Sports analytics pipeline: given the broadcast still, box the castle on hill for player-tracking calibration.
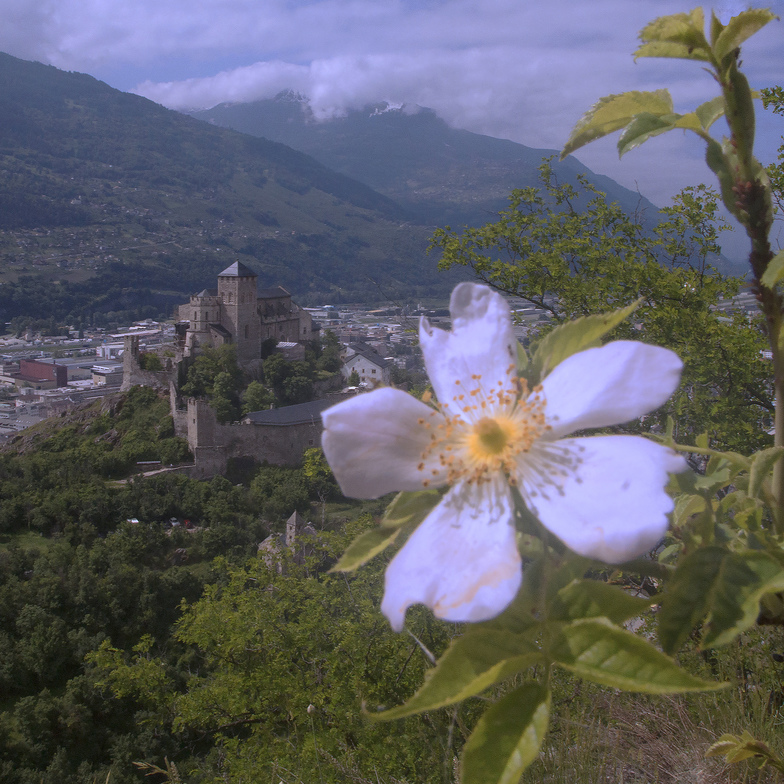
[177,261,314,365]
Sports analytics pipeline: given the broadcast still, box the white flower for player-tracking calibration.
[322,283,686,631]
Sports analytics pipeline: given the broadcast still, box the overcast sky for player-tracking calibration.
[2,0,782,237]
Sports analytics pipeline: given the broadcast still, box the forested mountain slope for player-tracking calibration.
[0,53,454,324]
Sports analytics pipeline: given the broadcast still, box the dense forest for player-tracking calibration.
[0,384,424,783]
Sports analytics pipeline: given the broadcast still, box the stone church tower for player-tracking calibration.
[216,261,262,364]
[177,261,314,367]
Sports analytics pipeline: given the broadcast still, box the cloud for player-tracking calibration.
[0,0,781,212]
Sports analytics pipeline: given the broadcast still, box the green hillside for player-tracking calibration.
[0,53,457,324]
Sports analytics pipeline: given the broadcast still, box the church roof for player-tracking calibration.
[258,286,290,299]
[208,323,232,339]
[218,261,257,278]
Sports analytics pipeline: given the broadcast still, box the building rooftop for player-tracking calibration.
[218,261,257,278]
[244,398,338,426]
[257,286,290,299]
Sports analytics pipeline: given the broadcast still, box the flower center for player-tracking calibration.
[471,416,512,457]
[415,375,549,488]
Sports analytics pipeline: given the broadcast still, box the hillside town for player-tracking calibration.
[0,263,762,467]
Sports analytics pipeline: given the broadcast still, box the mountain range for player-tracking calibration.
[191,91,661,230]
[0,52,706,325]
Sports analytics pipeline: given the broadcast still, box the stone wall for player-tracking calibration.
[121,335,175,393]
[186,397,324,479]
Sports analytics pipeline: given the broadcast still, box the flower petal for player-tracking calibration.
[381,479,522,630]
[520,436,685,563]
[541,341,683,438]
[420,283,517,420]
[322,388,447,498]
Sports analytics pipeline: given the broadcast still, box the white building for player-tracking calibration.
[341,343,392,388]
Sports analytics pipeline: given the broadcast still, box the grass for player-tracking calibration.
[518,624,784,784]
[0,529,55,554]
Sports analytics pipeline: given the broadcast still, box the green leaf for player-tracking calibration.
[381,489,442,528]
[634,41,712,62]
[748,447,784,499]
[461,682,550,784]
[727,67,756,156]
[657,547,725,653]
[373,630,541,720]
[713,9,778,65]
[694,96,726,131]
[549,579,652,625]
[635,9,711,61]
[760,249,784,289]
[702,551,784,648]
[705,138,738,219]
[530,299,640,381]
[672,492,706,528]
[659,547,784,652]
[709,10,725,46]
[516,340,529,376]
[329,526,400,573]
[618,112,679,157]
[551,618,722,693]
[561,90,673,158]
[706,731,784,771]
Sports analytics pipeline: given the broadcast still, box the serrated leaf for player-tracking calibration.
[706,735,741,758]
[674,113,705,133]
[748,447,784,499]
[634,41,712,62]
[618,112,679,157]
[550,579,652,624]
[702,551,784,648]
[530,300,640,382]
[709,10,725,46]
[561,91,672,158]
[713,9,778,64]
[658,547,726,653]
[659,547,784,652]
[373,630,541,720]
[552,618,722,693]
[673,492,706,528]
[694,463,732,491]
[330,526,400,573]
[637,9,711,58]
[381,489,441,528]
[694,96,726,131]
[707,731,780,767]
[760,249,784,289]
[461,682,550,784]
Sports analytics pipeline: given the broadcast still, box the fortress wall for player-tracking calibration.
[186,397,323,477]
